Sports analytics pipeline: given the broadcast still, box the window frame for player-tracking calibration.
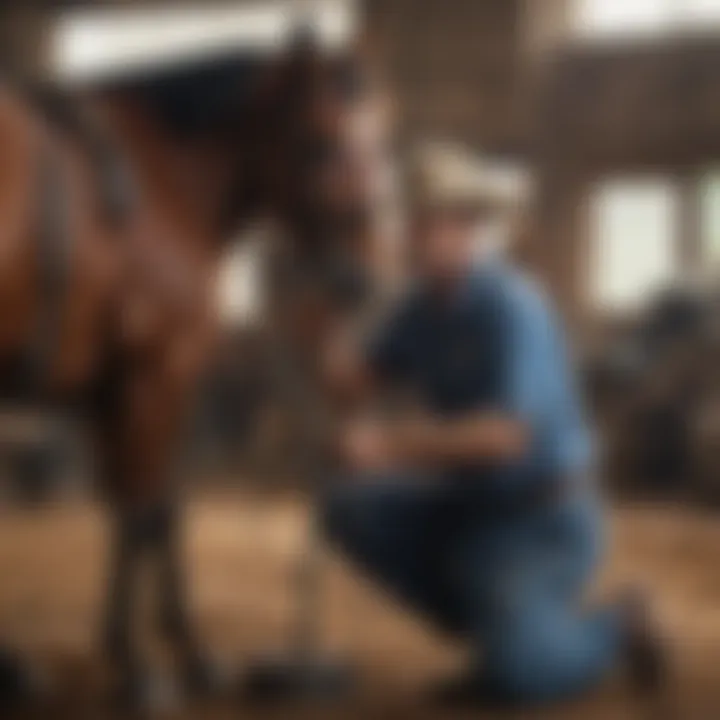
[585,173,682,318]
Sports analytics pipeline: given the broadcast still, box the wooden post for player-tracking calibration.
[677,171,702,279]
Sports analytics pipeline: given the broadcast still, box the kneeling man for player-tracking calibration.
[322,144,663,706]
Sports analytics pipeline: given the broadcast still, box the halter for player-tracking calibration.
[24,145,72,396]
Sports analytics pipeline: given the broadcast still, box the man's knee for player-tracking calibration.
[475,586,557,700]
[485,633,545,702]
[481,612,610,704]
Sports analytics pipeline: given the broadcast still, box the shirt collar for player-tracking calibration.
[419,259,502,312]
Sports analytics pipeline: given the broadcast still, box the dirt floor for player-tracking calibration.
[1,491,719,719]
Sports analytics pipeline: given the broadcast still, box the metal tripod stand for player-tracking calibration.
[243,340,354,702]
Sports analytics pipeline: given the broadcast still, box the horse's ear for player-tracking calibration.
[288,19,323,67]
[289,21,319,54]
[278,19,324,111]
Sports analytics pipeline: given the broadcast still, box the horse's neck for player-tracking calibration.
[96,97,247,252]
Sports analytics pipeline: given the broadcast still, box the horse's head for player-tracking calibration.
[250,28,397,317]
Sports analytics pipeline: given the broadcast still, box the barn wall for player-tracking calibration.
[531,35,720,328]
[366,0,525,154]
[0,7,52,77]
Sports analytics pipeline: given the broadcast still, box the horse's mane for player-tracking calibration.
[94,42,366,139]
[97,50,269,136]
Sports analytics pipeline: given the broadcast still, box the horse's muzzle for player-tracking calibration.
[324,258,373,312]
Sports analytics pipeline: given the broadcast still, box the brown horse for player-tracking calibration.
[0,30,392,708]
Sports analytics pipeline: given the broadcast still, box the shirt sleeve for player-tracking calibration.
[481,277,594,473]
[484,285,545,421]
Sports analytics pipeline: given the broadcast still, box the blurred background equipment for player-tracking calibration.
[584,280,720,502]
[0,410,78,506]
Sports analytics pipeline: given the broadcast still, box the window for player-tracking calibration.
[575,0,720,38]
[685,0,720,23]
[700,172,720,267]
[576,0,674,38]
[588,179,679,313]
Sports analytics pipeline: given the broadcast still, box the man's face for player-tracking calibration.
[411,208,484,283]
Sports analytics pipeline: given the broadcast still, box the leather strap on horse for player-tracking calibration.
[24,147,72,395]
[26,84,135,230]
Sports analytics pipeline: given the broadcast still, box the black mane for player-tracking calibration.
[101,50,267,136]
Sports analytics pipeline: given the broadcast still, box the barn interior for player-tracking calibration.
[1,1,720,718]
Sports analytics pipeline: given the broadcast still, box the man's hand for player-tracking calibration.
[320,331,375,409]
[338,413,528,473]
[337,412,528,474]
[339,419,396,472]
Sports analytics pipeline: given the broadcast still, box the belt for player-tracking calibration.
[451,471,589,519]
[520,473,585,512]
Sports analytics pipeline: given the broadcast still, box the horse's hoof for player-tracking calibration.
[0,651,47,712]
[113,671,180,716]
[183,654,229,699]
[242,655,355,702]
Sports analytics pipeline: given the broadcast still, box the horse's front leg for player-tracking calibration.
[154,496,218,695]
[94,346,215,707]
[0,646,42,711]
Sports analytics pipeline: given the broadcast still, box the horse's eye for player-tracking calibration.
[304,136,336,168]
[333,59,365,101]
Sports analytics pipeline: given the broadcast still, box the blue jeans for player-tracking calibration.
[322,473,622,705]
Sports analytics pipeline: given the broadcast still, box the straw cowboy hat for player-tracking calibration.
[410,141,531,216]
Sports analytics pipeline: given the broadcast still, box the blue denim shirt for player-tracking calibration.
[368,262,593,500]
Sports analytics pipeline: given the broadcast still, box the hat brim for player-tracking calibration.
[409,141,531,216]
[412,190,518,217]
